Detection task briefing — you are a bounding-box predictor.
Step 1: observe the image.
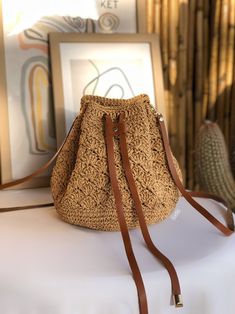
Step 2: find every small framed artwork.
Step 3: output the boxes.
[49,33,165,145]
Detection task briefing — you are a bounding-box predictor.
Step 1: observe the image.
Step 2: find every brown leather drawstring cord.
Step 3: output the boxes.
[118,113,183,308]
[104,114,148,314]
[156,113,234,236]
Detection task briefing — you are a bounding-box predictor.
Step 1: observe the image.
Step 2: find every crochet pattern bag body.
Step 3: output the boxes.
[51,94,182,230]
[0,94,234,314]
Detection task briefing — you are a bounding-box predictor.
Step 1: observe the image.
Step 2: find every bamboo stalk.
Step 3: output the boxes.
[195,0,204,136]
[186,90,194,188]
[168,0,179,159]
[147,0,155,33]
[194,0,204,188]
[154,0,161,36]
[202,0,209,121]
[168,87,179,156]
[187,0,196,90]
[178,0,188,181]
[186,0,196,189]
[224,0,235,145]
[216,0,229,130]
[161,0,169,68]
[161,0,170,123]
[208,0,221,121]
[169,0,178,86]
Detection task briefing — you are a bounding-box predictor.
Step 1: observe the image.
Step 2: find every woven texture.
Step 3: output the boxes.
[51,94,182,231]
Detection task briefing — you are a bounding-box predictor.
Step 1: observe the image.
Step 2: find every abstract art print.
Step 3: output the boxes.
[49,33,165,145]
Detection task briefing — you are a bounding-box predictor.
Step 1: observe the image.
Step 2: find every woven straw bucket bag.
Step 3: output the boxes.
[51,94,182,230]
[0,94,234,314]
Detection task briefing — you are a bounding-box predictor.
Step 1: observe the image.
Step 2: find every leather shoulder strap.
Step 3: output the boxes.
[156,113,234,236]
[0,116,79,211]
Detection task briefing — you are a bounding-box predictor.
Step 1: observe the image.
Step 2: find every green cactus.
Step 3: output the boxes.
[195,121,235,212]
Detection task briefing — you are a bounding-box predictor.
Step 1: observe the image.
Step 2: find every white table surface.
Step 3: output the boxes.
[0,188,234,314]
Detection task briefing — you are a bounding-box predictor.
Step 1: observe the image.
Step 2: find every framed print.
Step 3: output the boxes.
[49,33,165,146]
